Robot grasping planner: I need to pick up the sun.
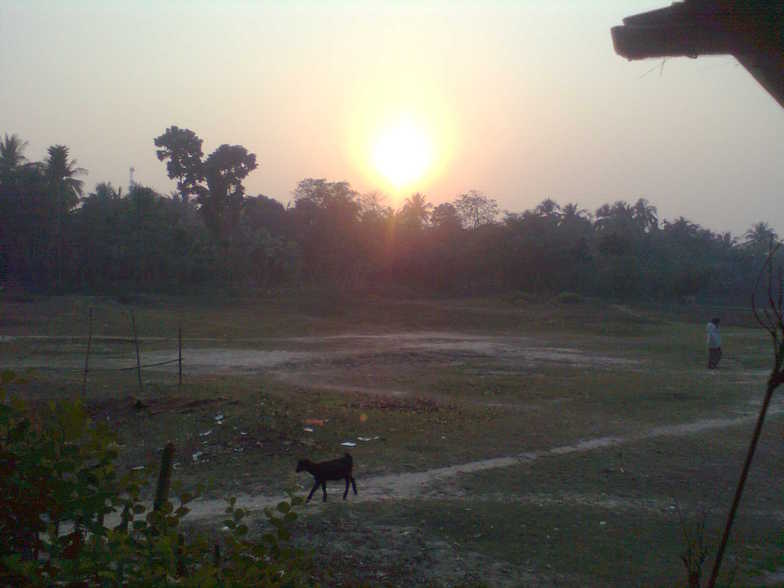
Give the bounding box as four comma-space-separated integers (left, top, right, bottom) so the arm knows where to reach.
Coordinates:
371, 118, 433, 189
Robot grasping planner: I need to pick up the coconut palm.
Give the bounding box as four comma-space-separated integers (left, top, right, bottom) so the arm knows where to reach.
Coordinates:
534, 198, 561, 220
399, 192, 432, 230
743, 221, 779, 258
44, 145, 86, 288
632, 198, 658, 233
44, 145, 86, 212
0, 134, 31, 187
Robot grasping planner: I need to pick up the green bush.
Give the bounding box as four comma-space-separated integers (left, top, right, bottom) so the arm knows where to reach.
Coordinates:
0, 370, 309, 587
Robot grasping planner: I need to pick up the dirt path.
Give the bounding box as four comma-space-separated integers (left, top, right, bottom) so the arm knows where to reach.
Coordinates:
2, 331, 636, 373
183, 405, 783, 522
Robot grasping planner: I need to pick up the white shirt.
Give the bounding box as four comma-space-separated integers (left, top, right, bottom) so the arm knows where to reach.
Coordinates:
706, 322, 721, 349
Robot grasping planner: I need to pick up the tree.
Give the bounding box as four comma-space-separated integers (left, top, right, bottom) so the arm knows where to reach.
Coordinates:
743, 222, 779, 256
358, 191, 393, 224
44, 145, 86, 289
632, 198, 658, 233
153, 127, 259, 246
560, 202, 590, 224
431, 202, 462, 231
291, 179, 361, 283
534, 198, 561, 221
455, 190, 498, 229
44, 145, 85, 212
294, 178, 357, 210
398, 192, 432, 230
0, 134, 28, 182
90, 181, 121, 200
199, 144, 257, 242
154, 126, 204, 204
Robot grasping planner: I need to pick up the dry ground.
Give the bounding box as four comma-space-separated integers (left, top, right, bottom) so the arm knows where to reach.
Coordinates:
1, 293, 782, 586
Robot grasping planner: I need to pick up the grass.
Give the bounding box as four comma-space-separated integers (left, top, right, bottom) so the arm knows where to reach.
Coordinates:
1, 292, 781, 586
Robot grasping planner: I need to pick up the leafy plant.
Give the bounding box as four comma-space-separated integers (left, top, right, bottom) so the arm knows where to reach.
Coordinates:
0, 370, 310, 587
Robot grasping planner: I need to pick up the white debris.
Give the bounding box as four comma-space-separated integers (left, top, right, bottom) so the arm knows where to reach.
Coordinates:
200, 429, 212, 437
341, 441, 357, 447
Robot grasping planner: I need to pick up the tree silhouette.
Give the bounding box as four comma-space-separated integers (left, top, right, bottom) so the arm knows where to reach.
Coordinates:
45, 145, 85, 211
0, 134, 29, 183
743, 222, 779, 258
398, 192, 432, 230
455, 190, 498, 229
44, 145, 86, 289
431, 202, 462, 231
199, 144, 257, 242
154, 126, 204, 204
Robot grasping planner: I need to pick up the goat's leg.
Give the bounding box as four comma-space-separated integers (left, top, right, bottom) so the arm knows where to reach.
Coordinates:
321, 482, 328, 502
351, 477, 358, 495
343, 477, 350, 500
306, 479, 320, 502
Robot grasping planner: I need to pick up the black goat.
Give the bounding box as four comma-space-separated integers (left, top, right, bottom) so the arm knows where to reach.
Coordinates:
296, 453, 358, 502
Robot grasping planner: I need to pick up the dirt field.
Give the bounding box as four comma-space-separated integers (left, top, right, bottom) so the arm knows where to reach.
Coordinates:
2, 294, 782, 586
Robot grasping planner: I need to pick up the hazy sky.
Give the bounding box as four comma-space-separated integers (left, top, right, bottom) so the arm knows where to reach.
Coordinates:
2, 1, 783, 235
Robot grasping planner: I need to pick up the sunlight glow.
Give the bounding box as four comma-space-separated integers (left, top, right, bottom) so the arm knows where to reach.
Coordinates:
345, 79, 457, 200
371, 118, 433, 189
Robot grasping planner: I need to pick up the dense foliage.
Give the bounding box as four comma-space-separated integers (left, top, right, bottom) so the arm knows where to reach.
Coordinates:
0, 371, 308, 587
1, 130, 779, 302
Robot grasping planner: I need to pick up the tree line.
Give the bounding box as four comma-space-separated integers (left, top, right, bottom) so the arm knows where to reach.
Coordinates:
0, 128, 779, 302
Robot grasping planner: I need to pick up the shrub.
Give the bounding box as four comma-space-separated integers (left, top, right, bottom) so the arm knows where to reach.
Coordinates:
0, 370, 309, 587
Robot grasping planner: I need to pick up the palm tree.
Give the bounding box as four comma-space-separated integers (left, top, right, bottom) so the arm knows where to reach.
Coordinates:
44, 145, 86, 288
45, 145, 86, 211
560, 203, 590, 223
0, 134, 28, 183
744, 222, 778, 246
743, 222, 779, 257
534, 198, 561, 220
399, 192, 432, 230
632, 198, 658, 233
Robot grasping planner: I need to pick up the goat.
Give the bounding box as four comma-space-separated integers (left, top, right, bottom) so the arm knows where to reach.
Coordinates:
296, 453, 358, 502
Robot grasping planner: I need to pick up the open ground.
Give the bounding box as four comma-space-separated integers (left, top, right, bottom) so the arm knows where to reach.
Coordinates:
2, 293, 782, 586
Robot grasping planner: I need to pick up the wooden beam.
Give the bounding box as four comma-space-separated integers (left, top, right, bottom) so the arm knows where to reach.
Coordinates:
612, 1, 784, 108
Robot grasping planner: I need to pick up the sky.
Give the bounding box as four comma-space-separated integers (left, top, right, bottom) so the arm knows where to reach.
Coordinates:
2, 0, 783, 236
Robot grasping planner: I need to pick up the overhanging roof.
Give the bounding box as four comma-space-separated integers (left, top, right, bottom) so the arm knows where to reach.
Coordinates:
611, 1, 784, 108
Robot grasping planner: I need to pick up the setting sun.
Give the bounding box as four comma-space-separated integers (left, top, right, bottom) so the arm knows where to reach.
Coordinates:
371, 118, 433, 189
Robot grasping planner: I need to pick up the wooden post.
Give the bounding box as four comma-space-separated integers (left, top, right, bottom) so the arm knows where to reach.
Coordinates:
154, 442, 175, 512
82, 307, 93, 397
129, 310, 143, 396
178, 325, 183, 389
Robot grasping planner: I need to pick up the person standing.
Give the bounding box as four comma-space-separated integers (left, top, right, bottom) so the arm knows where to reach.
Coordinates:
706, 317, 722, 369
